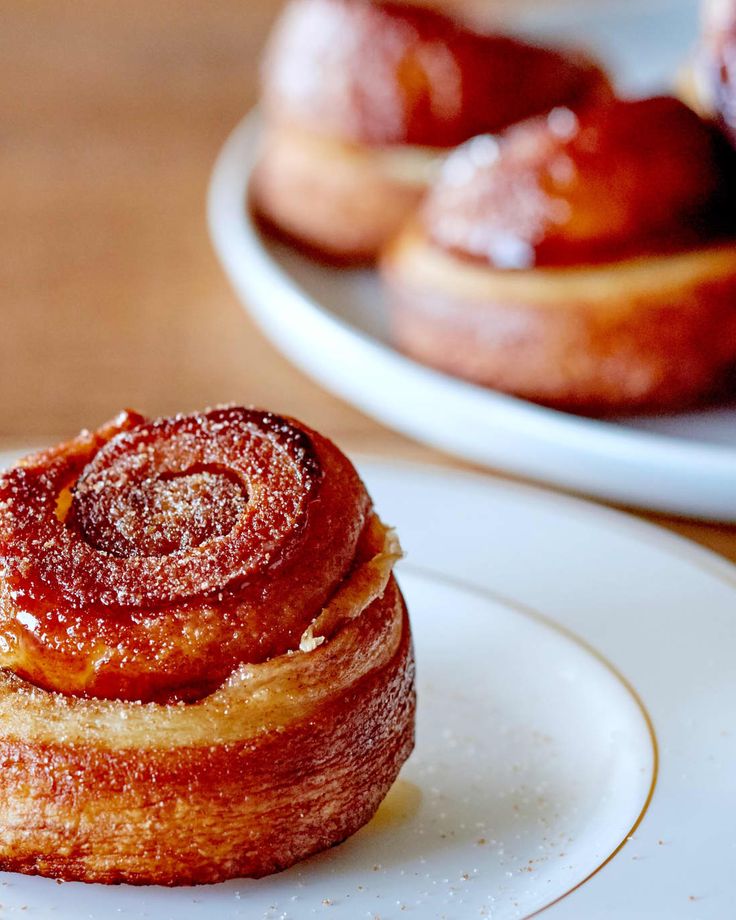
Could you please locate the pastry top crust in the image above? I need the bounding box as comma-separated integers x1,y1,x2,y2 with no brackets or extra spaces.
0,407,374,704
422,96,736,268
261,0,610,148
0,521,403,752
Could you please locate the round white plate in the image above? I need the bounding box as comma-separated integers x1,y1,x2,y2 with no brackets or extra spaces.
1,455,735,918
207,0,736,522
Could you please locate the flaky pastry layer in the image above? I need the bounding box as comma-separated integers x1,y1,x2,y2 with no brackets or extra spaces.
0,520,415,885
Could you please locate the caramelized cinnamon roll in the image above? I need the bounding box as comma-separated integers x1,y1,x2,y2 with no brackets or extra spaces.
382,96,736,412
0,407,414,885
251,0,610,262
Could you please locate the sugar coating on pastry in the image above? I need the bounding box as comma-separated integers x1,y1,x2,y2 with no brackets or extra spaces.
0,407,415,884
423,97,736,268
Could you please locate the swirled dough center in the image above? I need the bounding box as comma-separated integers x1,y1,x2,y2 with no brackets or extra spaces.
73,468,248,558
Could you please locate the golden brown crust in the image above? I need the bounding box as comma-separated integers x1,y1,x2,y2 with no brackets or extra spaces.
0,409,415,884
0,573,414,885
383,96,736,411
250,122,434,264
382,223,736,412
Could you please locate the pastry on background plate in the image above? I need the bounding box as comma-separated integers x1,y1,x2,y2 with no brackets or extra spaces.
0,406,414,885
692,0,736,145
251,0,610,262
381,96,736,413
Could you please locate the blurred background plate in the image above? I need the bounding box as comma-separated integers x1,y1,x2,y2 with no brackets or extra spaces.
208,112,736,522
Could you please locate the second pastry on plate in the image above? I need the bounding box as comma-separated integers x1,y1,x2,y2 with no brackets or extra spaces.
381,95,736,413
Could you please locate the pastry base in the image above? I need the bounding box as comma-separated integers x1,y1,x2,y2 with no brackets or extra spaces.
250,122,442,263
382,224,736,412
0,531,414,885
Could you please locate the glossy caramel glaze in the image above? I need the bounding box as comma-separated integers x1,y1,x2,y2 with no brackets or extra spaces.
423,96,736,269
261,0,611,148
0,407,371,702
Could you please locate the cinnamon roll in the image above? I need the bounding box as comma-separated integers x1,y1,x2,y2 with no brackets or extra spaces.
0,407,414,885
251,0,610,262
382,96,736,412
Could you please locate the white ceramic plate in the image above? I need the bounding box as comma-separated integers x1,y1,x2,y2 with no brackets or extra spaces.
207,0,736,522
2,455,736,918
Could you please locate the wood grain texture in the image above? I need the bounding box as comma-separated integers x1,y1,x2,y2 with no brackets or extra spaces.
1,1,346,435
1,0,735,561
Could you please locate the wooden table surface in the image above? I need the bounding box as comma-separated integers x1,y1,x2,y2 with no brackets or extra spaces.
2,0,735,562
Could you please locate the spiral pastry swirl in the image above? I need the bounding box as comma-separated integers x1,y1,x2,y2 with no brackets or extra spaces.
0,408,414,884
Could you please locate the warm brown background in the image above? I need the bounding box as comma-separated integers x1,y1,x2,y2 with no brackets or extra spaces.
2,0,735,560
